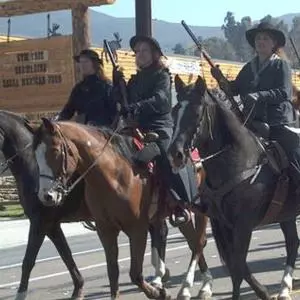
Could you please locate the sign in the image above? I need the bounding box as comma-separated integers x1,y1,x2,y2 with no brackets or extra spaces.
0,36,74,113
166,57,201,75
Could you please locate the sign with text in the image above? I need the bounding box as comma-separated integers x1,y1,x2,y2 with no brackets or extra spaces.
165,56,201,75
0,36,74,113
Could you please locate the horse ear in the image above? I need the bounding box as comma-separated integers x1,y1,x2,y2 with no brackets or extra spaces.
174,75,186,94
194,75,207,95
41,117,57,135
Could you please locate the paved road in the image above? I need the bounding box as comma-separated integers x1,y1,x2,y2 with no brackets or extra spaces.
1,220,300,300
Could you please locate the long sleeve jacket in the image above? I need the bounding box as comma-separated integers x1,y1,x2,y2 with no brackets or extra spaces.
127,65,173,132
57,74,115,126
230,56,294,126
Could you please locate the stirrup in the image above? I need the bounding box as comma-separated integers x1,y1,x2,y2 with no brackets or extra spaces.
144,132,160,143
169,208,191,227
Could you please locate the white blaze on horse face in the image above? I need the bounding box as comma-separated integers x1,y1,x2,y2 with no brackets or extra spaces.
173,100,189,143
35,142,56,205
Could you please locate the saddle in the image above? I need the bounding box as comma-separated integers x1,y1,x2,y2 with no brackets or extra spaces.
131,128,201,174
250,121,300,225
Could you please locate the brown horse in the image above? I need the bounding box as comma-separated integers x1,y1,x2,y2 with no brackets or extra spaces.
32,119,211,299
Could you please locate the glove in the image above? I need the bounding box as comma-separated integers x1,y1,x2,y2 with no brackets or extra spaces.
121,103,140,117
210,65,224,81
245,93,260,103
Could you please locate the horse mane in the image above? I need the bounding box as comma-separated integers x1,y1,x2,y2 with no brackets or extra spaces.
0,110,29,126
206,90,256,151
81,125,136,165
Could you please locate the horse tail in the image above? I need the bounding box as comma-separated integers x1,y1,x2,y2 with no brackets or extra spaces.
210,218,234,268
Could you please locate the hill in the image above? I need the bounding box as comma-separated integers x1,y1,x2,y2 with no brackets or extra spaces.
0,10,299,53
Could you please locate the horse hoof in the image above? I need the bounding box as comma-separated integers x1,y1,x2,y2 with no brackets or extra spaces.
159,288,171,300
177,296,191,300
278,296,292,300
198,290,213,300
15,292,28,300
151,280,163,289
71,288,84,300
162,268,170,283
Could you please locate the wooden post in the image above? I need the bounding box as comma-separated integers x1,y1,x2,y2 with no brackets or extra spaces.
71,3,90,82
135,0,152,37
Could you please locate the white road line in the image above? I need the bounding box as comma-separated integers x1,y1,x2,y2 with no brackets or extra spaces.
0,224,277,288
0,239,215,289
0,232,184,270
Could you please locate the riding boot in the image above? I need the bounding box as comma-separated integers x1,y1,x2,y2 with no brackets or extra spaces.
288,152,300,195
168,161,199,227
133,142,161,169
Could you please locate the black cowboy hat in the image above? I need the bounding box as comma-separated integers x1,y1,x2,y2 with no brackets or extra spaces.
130,35,164,56
245,22,286,48
73,49,103,65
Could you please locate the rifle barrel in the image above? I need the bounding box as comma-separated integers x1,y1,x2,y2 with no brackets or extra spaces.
104,39,117,69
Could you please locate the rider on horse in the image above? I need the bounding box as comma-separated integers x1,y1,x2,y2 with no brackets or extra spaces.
113,36,198,226
54,49,115,127
211,22,300,190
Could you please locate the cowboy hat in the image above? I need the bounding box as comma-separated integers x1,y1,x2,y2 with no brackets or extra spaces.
130,35,164,56
73,49,103,65
246,22,286,48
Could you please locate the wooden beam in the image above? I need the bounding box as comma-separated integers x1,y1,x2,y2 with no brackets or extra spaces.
0,0,115,17
72,3,90,82
135,0,152,37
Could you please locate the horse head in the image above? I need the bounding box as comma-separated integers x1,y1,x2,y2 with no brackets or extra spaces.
34,118,79,207
168,75,207,171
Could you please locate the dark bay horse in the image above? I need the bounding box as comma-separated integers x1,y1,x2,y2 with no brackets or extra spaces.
168,75,300,300
0,110,211,300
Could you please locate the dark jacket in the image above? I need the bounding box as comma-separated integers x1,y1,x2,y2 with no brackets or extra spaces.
230,57,294,126
127,64,173,133
57,74,115,126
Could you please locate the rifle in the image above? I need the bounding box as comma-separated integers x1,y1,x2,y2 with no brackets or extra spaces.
181,20,244,121
104,40,145,138
104,39,128,111
289,36,300,67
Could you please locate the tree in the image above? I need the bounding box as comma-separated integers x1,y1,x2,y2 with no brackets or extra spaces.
173,43,186,55
222,12,253,62
201,37,237,61
288,16,300,68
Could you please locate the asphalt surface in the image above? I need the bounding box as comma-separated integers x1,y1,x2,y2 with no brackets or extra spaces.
1,221,300,300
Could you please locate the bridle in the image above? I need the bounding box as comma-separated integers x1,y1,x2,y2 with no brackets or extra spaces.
42,122,121,198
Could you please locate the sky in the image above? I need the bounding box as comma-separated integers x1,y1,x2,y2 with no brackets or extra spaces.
95,0,300,27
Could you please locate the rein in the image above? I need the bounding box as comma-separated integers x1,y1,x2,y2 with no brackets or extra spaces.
55,121,122,197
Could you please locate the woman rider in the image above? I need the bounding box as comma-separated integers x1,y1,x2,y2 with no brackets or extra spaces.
113,36,198,226
211,22,300,190
54,49,115,126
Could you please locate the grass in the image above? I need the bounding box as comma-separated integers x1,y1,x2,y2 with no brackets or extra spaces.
0,203,25,218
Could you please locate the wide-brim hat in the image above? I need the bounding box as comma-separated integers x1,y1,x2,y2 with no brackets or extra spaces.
130,35,164,56
246,22,286,48
73,49,103,65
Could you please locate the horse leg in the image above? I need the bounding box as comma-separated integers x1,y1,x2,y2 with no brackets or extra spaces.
233,227,270,300
95,223,120,299
177,214,212,300
129,226,169,299
148,219,170,288
15,219,46,300
194,214,212,300
176,219,198,300
278,219,299,300
47,225,84,300
244,268,270,300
